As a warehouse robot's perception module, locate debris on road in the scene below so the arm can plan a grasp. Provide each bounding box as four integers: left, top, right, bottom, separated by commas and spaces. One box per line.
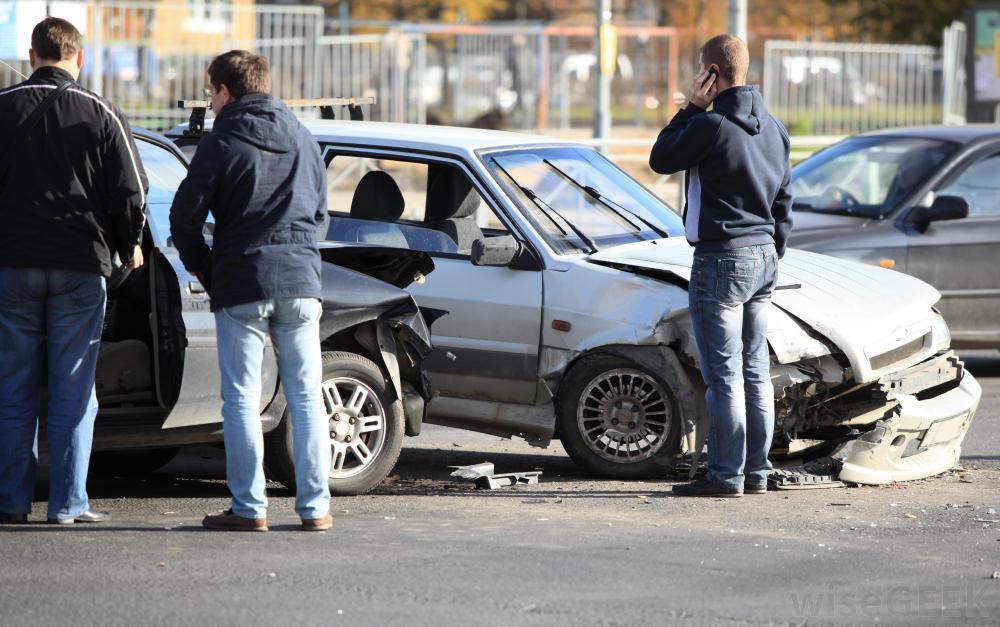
449, 462, 494, 480
903, 512, 917, 519
475, 471, 541, 490
521, 497, 562, 504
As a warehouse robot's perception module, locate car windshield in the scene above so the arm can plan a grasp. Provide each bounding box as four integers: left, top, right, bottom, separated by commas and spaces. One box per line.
791, 136, 958, 218
484, 146, 684, 254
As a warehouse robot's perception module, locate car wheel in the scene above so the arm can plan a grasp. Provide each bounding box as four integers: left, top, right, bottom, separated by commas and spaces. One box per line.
265, 351, 404, 496
557, 354, 681, 478
90, 447, 180, 476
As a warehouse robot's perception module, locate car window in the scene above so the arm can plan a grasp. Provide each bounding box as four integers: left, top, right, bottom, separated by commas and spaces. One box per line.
791, 136, 957, 218
133, 136, 213, 247
323, 152, 508, 255
936, 153, 1000, 217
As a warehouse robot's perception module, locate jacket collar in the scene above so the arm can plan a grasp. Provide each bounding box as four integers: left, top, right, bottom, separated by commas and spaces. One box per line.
29, 66, 77, 84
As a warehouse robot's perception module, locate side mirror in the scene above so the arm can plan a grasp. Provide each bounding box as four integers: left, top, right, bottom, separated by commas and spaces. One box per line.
471, 235, 521, 267
924, 195, 969, 222
909, 195, 969, 231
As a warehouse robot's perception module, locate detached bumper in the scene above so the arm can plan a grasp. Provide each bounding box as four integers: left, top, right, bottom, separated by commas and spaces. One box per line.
839, 369, 981, 485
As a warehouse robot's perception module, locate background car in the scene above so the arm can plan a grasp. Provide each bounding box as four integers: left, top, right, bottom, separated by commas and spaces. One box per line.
167, 119, 981, 485
71, 129, 435, 496
788, 126, 1000, 349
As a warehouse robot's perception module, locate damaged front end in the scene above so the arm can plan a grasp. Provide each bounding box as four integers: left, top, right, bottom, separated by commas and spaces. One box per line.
774, 351, 980, 485
317, 244, 439, 435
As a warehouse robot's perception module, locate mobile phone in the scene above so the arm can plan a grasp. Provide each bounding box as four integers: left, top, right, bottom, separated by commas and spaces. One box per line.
702, 66, 719, 87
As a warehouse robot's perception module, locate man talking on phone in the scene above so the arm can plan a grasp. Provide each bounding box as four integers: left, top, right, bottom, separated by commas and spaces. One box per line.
648, 34, 792, 497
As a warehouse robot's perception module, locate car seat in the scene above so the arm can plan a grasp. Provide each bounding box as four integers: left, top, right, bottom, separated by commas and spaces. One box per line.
344, 170, 409, 248
424, 164, 484, 253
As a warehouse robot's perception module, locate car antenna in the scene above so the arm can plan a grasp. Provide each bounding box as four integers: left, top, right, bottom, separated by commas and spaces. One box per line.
175, 96, 377, 137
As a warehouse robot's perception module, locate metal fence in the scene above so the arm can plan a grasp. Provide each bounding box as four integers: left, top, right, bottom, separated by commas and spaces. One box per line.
762, 40, 940, 135
395, 23, 679, 132
0, 2, 425, 130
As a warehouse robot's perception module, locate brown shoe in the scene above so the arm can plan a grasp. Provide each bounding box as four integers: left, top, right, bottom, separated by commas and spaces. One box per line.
202, 509, 268, 532
300, 513, 333, 531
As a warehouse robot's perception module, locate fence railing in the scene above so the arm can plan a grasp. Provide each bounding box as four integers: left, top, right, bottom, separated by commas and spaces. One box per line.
762, 40, 941, 135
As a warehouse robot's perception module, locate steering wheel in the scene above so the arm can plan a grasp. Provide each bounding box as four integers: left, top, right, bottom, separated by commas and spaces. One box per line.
107, 252, 134, 292
821, 186, 861, 210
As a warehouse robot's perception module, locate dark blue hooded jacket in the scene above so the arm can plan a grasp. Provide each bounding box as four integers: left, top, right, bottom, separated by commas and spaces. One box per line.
649, 85, 793, 257
169, 94, 328, 310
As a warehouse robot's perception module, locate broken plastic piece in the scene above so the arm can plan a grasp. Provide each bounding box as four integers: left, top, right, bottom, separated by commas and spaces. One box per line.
449, 462, 494, 480
474, 471, 541, 490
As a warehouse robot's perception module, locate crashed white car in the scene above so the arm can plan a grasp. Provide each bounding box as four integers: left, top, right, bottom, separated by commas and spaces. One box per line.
170, 118, 981, 485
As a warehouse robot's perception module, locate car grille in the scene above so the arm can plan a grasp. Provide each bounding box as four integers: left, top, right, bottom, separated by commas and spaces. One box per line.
870, 335, 927, 371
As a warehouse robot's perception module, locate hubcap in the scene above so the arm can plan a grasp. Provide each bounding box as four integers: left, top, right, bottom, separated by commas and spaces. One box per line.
576, 369, 672, 463
321, 377, 386, 479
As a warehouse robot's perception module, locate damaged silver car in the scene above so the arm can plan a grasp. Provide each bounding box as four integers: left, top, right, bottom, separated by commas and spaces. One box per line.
170, 118, 982, 485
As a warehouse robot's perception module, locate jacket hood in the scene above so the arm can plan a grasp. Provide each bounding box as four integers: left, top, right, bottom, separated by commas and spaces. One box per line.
712, 85, 767, 136
212, 94, 296, 153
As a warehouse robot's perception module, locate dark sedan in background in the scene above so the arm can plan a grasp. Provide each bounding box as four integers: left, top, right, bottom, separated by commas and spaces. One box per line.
789, 126, 1000, 349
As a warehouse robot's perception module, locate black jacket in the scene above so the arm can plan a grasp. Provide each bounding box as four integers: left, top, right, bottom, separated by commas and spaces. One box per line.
169, 94, 328, 311
649, 86, 793, 257
0, 67, 147, 276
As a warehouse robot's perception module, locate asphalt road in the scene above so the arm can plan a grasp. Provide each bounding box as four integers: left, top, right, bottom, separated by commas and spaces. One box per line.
1, 352, 998, 627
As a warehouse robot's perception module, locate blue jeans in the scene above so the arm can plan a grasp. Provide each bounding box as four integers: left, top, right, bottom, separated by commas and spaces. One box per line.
0, 267, 106, 520
214, 297, 331, 520
689, 244, 778, 490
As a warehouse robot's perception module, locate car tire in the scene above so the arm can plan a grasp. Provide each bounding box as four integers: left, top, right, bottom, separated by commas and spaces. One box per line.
265, 351, 404, 497
557, 353, 681, 478
90, 447, 180, 476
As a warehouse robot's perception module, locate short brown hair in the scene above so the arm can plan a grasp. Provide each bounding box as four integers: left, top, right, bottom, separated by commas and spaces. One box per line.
700, 34, 749, 85
207, 50, 271, 100
31, 17, 81, 62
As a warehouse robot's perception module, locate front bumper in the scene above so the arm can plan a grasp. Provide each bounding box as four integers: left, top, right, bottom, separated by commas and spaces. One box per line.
839, 367, 981, 485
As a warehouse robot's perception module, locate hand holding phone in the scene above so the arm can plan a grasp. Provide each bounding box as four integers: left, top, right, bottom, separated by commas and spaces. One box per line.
689, 65, 719, 109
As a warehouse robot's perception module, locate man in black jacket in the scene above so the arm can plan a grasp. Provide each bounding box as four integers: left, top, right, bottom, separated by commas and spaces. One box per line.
0, 18, 146, 524
649, 34, 792, 498
170, 50, 332, 532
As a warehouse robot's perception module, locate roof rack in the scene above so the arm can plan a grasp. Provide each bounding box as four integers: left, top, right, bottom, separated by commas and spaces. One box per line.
175, 96, 377, 136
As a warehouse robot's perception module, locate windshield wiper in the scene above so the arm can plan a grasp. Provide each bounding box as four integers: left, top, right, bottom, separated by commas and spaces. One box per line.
490, 158, 599, 253
542, 159, 670, 239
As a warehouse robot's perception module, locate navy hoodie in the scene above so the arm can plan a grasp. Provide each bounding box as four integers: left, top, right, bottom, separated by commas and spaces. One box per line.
649, 85, 793, 257
169, 94, 328, 310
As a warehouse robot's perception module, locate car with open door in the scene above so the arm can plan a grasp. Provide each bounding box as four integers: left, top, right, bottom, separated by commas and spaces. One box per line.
167, 118, 981, 486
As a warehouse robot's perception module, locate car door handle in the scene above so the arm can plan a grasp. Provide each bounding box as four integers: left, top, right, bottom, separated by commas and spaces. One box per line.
188, 280, 206, 295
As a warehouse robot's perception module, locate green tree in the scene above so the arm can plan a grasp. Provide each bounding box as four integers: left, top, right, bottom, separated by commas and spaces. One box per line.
825, 0, 975, 46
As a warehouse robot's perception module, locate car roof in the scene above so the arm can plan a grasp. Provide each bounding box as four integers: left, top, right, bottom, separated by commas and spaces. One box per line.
164, 118, 577, 155
858, 124, 1000, 144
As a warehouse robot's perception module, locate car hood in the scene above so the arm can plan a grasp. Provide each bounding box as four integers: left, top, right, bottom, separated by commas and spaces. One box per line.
589, 239, 941, 383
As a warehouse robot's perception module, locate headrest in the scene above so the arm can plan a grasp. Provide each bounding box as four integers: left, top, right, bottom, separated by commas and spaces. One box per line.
425, 164, 480, 222
350, 170, 405, 221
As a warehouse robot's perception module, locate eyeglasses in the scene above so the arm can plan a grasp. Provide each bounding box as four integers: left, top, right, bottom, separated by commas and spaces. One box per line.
203, 87, 213, 99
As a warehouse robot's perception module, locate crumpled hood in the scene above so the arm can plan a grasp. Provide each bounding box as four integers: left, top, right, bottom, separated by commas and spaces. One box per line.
589, 239, 943, 383
212, 94, 296, 153
712, 85, 766, 136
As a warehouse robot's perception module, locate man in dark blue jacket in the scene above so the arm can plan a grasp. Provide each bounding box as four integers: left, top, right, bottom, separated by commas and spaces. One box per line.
169, 50, 332, 531
649, 34, 792, 498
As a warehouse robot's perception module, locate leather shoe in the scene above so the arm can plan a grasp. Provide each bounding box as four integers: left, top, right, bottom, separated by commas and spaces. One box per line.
48, 510, 111, 524
301, 513, 333, 531
672, 477, 743, 498
745, 483, 768, 494
0, 512, 28, 524
202, 509, 268, 532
